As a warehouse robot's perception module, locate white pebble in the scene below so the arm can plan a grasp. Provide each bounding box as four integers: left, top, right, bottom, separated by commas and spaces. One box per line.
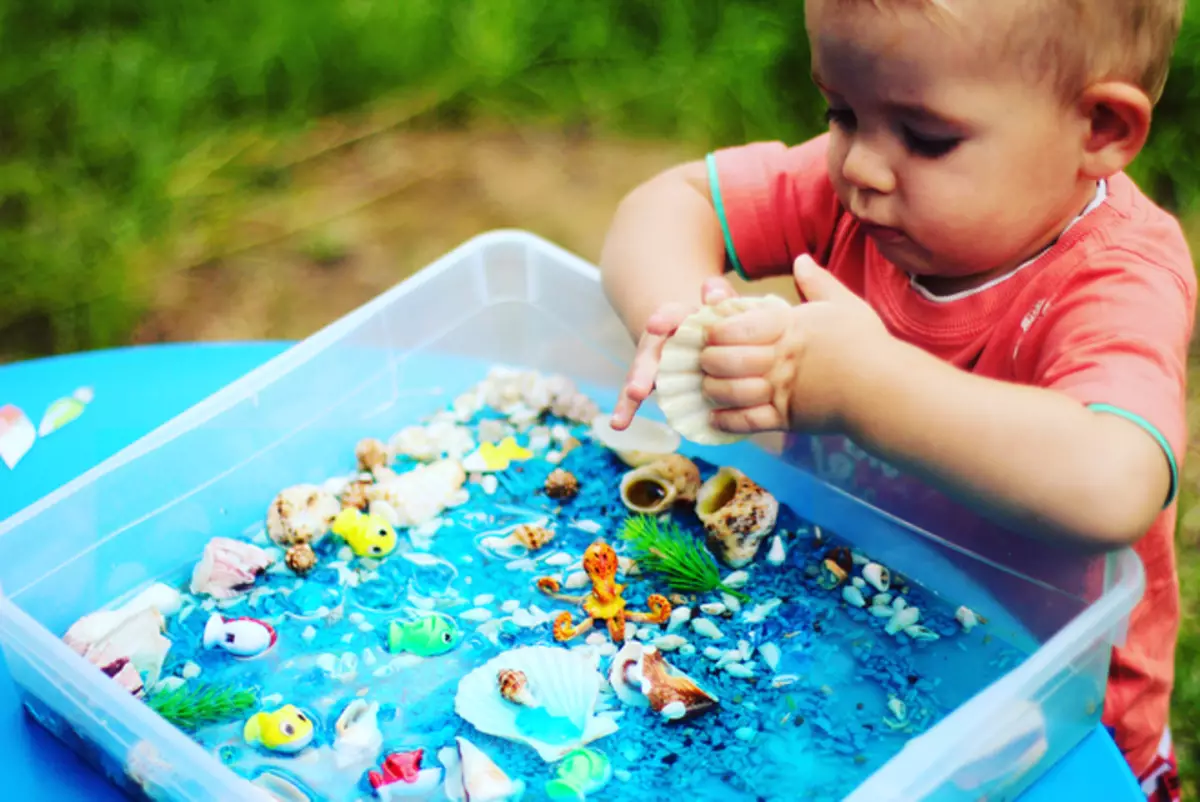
759, 643, 781, 672
501, 600, 521, 613
700, 602, 726, 616
725, 663, 755, 678
843, 585, 867, 608
545, 451, 563, 464
473, 594, 495, 606
574, 520, 602, 534
690, 618, 724, 639
597, 643, 617, 657
735, 726, 757, 741
666, 607, 692, 634
703, 646, 724, 661
722, 570, 750, 589
766, 536, 786, 566
181, 662, 201, 679
720, 593, 742, 614
852, 577, 866, 589
586, 633, 608, 646
772, 675, 799, 688
461, 608, 492, 622
660, 701, 687, 721
342, 633, 355, 643
564, 572, 590, 590
512, 609, 540, 628
358, 622, 375, 632
301, 626, 317, 642
155, 677, 186, 693
543, 553, 572, 567
614, 769, 632, 783
635, 626, 656, 641
481, 475, 499, 495
679, 644, 696, 656
349, 612, 366, 624
742, 599, 782, 624
716, 650, 742, 668
738, 639, 754, 660
338, 546, 354, 562
362, 649, 377, 667
653, 635, 688, 652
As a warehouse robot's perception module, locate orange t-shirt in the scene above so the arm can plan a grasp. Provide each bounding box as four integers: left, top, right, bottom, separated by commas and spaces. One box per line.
707, 132, 1195, 777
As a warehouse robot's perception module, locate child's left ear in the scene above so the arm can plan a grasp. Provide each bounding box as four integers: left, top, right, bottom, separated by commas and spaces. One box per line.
1076, 82, 1153, 179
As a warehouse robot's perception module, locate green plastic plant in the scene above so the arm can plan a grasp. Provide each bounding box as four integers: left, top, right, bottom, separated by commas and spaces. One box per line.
619, 514, 750, 602
145, 682, 257, 731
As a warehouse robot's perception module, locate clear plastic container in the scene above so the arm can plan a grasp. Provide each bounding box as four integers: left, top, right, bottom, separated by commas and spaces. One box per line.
0, 230, 1143, 801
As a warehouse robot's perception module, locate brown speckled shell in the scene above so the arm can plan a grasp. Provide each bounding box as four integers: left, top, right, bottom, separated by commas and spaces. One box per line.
286, 543, 317, 576
340, 480, 372, 511
356, 438, 390, 473
497, 668, 531, 706
266, 485, 342, 546
640, 648, 718, 721
696, 467, 779, 569
544, 469, 579, 500
512, 524, 555, 552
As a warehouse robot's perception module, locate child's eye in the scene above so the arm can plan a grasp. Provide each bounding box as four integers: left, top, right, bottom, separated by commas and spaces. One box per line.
824, 106, 857, 132
902, 128, 960, 159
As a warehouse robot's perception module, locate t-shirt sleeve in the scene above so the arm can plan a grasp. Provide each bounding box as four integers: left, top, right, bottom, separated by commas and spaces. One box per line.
706, 133, 844, 280
1030, 251, 1195, 505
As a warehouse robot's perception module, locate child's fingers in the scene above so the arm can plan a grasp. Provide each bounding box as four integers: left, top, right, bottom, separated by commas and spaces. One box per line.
644, 302, 694, 336
711, 404, 786, 433
701, 277, 738, 305
702, 376, 773, 409
611, 333, 666, 428
700, 345, 776, 378
706, 308, 786, 345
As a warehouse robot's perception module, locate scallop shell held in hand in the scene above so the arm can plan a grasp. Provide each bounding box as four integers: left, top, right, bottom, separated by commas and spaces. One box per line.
656, 295, 791, 445
454, 645, 620, 762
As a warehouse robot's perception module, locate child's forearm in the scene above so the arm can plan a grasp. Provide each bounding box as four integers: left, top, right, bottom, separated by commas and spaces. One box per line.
599, 161, 729, 338
840, 339, 1170, 550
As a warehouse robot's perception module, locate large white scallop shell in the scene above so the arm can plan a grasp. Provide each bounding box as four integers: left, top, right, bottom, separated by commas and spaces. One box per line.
454, 645, 620, 762
589, 415, 680, 467
656, 295, 791, 445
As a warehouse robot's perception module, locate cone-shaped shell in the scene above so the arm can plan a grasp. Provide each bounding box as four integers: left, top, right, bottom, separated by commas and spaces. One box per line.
695, 467, 779, 568
438, 736, 526, 802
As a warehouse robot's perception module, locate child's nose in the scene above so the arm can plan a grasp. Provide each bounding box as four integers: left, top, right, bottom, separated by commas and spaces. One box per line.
840, 137, 896, 196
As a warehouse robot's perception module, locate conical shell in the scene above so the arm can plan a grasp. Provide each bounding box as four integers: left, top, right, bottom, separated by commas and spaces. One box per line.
588, 415, 680, 467
455, 645, 620, 762
438, 736, 526, 802
656, 295, 791, 445
695, 467, 779, 568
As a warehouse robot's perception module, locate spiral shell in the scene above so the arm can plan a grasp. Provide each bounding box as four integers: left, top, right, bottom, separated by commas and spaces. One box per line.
497, 668, 538, 708
695, 467, 779, 568
656, 295, 791, 445
544, 469, 579, 500
512, 524, 555, 552
285, 543, 317, 576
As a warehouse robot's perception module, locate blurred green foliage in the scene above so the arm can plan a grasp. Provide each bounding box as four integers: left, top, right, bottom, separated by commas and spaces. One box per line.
1, 0, 1199, 356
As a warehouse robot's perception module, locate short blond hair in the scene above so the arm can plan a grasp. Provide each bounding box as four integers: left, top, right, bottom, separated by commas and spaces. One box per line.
834, 0, 1185, 103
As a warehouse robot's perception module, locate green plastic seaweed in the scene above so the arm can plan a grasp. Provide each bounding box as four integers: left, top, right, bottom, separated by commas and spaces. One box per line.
619, 514, 750, 602
145, 682, 257, 731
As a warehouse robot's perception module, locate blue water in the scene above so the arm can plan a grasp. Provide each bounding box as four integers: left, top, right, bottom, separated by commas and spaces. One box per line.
92, 395, 1029, 802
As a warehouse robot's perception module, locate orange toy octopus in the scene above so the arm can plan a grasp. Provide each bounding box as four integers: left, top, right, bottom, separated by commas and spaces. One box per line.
536, 539, 671, 643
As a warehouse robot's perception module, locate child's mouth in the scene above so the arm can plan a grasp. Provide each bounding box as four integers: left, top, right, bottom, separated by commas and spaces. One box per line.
860, 222, 908, 244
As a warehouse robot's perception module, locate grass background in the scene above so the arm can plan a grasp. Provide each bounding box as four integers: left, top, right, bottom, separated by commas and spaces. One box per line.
2, 0, 1199, 794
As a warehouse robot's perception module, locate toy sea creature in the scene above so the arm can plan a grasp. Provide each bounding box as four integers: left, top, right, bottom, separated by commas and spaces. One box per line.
0, 403, 35, 469
655, 295, 791, 445
333, 699, 384, 770
438, 736, 526, 802
545, 748, 612, 801
695, 467, 780, 568
619, 515, 750, 602
203, 613, 277, 659
366, 458, 466, 528
190, 537, 276, 599
543, 468, 579, 500
369, 749, 444, 800
267, 485, 342, 546
608, 641, 718, 722
243, 704, 314, 754
588, 414, 681, 467
463, 436, 534, 473
332, 508, 398, 558
387, 612, 463, 657
536, 539, 671, 643
618, 454, 701, 515
38, 386, 94, 436
145, 683, 257, 732
455, 645, 620, 762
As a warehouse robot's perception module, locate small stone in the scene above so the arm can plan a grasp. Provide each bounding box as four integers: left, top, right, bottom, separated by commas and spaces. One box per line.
700, 602, 726, 616
690, 618, 723, 639
720, 593, 742, 614
759, 643, 781, 672
703, 646, 724, 661
543, 553, 572, 567
679, 644, 697, 656
481, 475, 499, 495
461, 608, 492, 622
735, 727, 757, 742
725, 663, 755, 678
501, 600, 520, 613
506, 558, 537, 572
181, 661, 201, 679
358, 622, 375, 633
597, 642, 617, 657
586, 633, 608, 646
349, 612, 366, 624
666, 607, 692, 634
337, 546, 354, 562
544, 468, 580, 500
564, 572, 590, 590
722, 570, 750, 589
653, 635, 688, 652
473, 594, 495, 606
301, 626, 317, 642
614, 770, 632, 783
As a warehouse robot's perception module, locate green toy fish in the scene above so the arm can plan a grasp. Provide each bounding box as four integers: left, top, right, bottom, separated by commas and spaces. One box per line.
332, 507, 397, 558
387, 612, 462, 657
545, 748, 612, 800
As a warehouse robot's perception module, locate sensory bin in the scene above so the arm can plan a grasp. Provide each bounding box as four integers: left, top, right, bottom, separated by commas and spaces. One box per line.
60, 366, 1030, 802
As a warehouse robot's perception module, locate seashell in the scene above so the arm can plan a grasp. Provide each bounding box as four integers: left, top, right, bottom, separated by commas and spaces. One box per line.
742, 599, 782, 624
842, 585, 867, 608
766, 536, 787, 566
758, 642, 781, 672
483, 523, 556, 557
498, 668, 540, 708
267, 485, 342, 546
715, 650, 742, 669
652, 635, 688, 652
696, 467, 780, 568
333, 699, 383, 770
904, 625, 941, 642
355, 438, 390, 474
720, 593, 742, 614
544, 469, 579, 500
690, 618, 724, 639
885, 696, 908, 729
285, 544, 317, 576
870, 605, 895, 619
817, 559, 849, 590
892, 597, 909, 611
700, 602, 726, 616
724, 663, 755, 679
703, 647, 723, 661
63, 584, 181, 654
956, 605, 987, 632
365, 459, 467, 528
722, 571, 750, 589
666, 607, 691, 634
455, 645, 620, 762
618, 454, 702, 515
190, 537, 276, 599
656, 295, 791, 445
438, 736, 526, 802
885, 606, 921, 635
738, 639, 754, 660
872, 592, 893, 607
863, 563, 891, 593
610, 642, 718, 721
588, 414, 681, 467
70, 607, 171, 695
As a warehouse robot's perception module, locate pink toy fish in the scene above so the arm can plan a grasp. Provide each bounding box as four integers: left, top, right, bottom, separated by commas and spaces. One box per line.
0, 404, 35, 469
203, 613, 277, 659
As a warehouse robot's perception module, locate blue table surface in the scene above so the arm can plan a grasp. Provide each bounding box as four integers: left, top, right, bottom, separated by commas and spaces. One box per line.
0, 342, 1145, 801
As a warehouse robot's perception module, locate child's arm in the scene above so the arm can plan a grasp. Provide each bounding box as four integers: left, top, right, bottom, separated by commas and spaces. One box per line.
703, 257, 1175, 551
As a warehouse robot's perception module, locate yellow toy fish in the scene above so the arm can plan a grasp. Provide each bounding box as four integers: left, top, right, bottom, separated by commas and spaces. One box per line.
463, 436, 534, 472
332, 508, 398, 558
243, 704, 314, 754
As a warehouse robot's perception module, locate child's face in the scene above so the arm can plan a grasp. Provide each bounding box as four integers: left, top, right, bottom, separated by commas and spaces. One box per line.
806, 1, 1094, 289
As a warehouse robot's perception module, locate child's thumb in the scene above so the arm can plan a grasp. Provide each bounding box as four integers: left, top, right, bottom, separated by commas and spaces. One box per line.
792, 255, 854, 303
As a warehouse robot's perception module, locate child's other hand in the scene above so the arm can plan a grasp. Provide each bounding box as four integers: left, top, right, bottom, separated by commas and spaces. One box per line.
703, 255, 890, 434
611, 276, 739, 430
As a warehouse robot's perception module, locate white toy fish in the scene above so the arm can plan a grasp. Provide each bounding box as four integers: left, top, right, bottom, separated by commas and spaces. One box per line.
203, 613, 277, 659
0, 404, 35, 469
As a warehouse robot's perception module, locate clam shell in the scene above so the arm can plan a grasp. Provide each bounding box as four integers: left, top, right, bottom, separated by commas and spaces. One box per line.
656, 295, 791, 445
696, 467, 779, 568
589, 415, 680, 467
333, 699, 382, 770
455, 645, 619, 762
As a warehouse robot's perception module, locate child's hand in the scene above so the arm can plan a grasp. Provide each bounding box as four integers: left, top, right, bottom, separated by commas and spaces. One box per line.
611, 276, 739, 429
702, 255, 890, 434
